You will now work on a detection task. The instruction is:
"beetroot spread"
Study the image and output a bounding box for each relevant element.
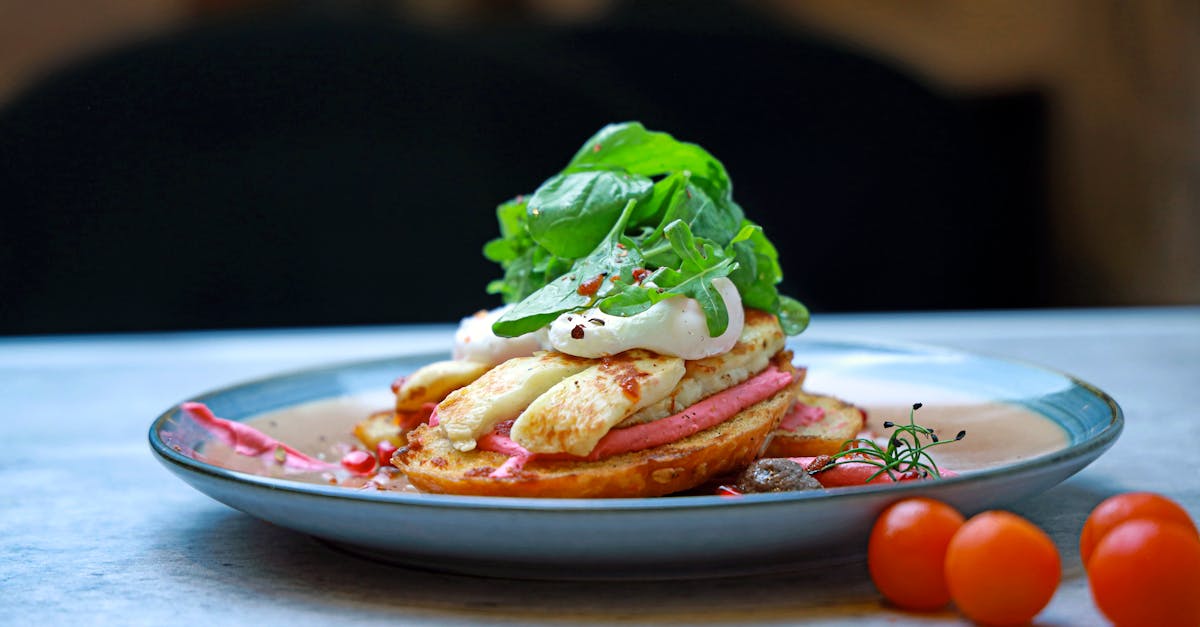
[181,402,335,472]
[479,366,794,477]
[779,403,825,431]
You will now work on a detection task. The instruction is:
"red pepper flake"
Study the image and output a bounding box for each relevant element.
[616,242,625,249]
[577,274,605,296]
[390,375,406,394]
[716,485,742,497]
[493,419,516,437]
[592,143,602,153]
[632,267,650,283]
[571,324,586,339]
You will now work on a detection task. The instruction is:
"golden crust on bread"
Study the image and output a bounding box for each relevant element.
[510,351,685,455]
[437,352,593,452]
[393,374,795,498]
[395,359,491,411]
[762,391,865,457]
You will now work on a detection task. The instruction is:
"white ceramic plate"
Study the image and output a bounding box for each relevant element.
[149,338,1121,579]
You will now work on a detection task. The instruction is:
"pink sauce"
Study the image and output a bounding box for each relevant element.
[779,403,825,431]
[480,366,794,477]
[181,402,335,472]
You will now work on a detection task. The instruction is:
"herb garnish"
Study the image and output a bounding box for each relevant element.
[483,122,809,338]
[812,403,965,482]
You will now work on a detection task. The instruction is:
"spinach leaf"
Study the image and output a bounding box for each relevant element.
[778,295,811,335]
[567,122,731,196]
[526,170,653,258]
[727,219,783,312]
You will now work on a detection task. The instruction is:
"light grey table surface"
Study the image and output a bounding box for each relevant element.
[2,307,1197,626]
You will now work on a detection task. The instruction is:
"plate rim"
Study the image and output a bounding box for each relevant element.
[147,335,1124,512]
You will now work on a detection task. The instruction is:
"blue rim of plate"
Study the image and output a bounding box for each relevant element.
[148,336,1123,512]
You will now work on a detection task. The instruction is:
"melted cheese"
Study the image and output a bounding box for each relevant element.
[394,359,491,412]
[617,309,786,426]
[546,278,744,360]
[437,351,591,451]
[509,350,686,455]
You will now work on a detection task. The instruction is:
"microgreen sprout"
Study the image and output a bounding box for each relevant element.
[811,402,965,483]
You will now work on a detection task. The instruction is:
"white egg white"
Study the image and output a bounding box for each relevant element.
[452,306,547,365]
[547,277,745,360]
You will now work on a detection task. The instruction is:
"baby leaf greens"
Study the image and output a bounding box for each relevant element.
[484,122,809,338]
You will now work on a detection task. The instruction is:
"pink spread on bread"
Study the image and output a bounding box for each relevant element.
[480,366,795,478]
[779,403,825,431]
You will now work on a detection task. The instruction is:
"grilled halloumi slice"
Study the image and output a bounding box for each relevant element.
[510,351,686,456]
[395,359,492,412]
[616,309,786,427]
[438,352,592,452]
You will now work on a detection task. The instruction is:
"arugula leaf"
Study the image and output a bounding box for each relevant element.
[493,200,645,337]
[526,170,653,258]
[649,220,739,336]
[598,220,740,336]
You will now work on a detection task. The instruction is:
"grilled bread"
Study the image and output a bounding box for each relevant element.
[762,391,866,457]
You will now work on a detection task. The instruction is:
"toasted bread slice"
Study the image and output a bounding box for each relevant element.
[394,377,795,498]
[762,391,865,457]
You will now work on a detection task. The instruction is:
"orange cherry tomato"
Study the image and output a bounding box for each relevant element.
[944,511,1061,626]
[1088,519,1200,627]
[867,497,965,610]
[1080,492,1197,566]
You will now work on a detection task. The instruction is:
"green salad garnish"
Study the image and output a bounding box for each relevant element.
[483,122,809,338]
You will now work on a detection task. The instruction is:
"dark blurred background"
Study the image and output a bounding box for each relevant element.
[1,0,1196,335]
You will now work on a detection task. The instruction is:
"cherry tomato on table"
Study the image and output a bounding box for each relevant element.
[867,497,965,611]
[943,510,1061,626]
[1088,518,1200,627]
[1079,492,1197,566]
